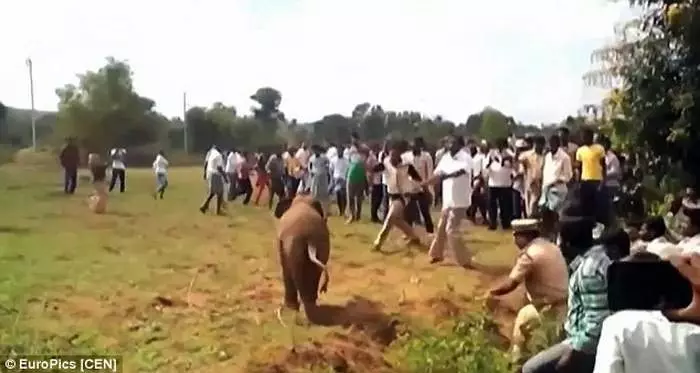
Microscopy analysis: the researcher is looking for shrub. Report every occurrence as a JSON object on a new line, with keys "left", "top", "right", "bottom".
{"left": 521, "top": 311, "right": 564, "bottom": 365}
{"left": 12, "top": 147, "right": 56, "bottom": 166}
{"left": 395, "top": 311, "right": 512, "bottom": 373}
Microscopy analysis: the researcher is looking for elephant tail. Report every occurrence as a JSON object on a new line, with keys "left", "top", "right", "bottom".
{"left": 307, "top": 245, "right": 329, "bottom": 294}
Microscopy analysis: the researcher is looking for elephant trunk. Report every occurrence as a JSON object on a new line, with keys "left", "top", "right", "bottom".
{"left": 307, "top": 245, "right": 329, "bottom": 294}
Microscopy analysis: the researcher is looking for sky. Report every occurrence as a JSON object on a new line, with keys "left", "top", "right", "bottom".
{"left": 0, "top": 0, "right": 634, "bottom": 125}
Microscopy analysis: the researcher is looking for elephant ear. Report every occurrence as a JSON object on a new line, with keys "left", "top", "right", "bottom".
{"left": 274, "top": 198, "right": 293, "bottom": 219}
{"left": 310, "top": 200, "right": 325, "bottom": 218}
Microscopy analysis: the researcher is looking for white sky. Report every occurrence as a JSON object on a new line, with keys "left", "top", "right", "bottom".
{"left": 0, "top": 0, "right": 632, "bottom": 124}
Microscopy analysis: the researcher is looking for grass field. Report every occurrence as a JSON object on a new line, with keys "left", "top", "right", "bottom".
{"left": 0, "top": 166, "right": 524, "bottom": 373}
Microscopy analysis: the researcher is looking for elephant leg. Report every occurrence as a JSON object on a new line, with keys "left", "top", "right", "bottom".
{"left": 295, "top": 254, "right": 321, "bottom": 321}
{"left": 279, "top": 240, "right": 300, "bottom": 311}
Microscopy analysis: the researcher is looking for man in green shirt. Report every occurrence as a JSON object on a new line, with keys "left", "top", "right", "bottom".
{"left": 346, "top": 148, "right": 367, "bottom": 223}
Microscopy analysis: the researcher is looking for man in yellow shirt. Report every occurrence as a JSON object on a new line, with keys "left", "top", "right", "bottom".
{"left": 575, "top": 128, "right": 606, "bottom": 222}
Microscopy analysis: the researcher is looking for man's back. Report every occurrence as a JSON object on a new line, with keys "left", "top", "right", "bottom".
{"left": 594, "top": 310, "right": 700, "bottom": 373}
{"left": 515, "top": 238, "right": 569, "bottom": 304}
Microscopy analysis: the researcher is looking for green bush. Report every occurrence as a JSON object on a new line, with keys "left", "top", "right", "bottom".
{"left": 395, "top": 311, "right": 512, "bottom": 373}
{"left": 521, "top": 312, "right": 564, "bottom": 365}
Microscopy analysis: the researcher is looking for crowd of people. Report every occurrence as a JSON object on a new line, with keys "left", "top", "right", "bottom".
{"left": 58, "top": 126, "right": 700, "bottom": 372}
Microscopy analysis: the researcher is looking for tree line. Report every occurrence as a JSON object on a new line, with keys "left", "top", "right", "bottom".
{"left": 0, "top": 0, "right": 697, "bottom": 191}
{"left": 0, "top": 56, "right": 586, "bottom": 158}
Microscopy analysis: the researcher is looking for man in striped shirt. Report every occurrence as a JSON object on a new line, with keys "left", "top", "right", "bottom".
{"left": 523, "top": 205, "right": 611, "bottom": 373}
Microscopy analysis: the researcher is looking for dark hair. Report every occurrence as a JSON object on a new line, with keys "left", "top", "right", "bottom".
{"left": 686, "top": 208, "right": 700, "bottom": 228}
{"left": 451, "top": 134, "right": 465, "bottom": 148}
{"left": 413, "top": 137, "right": 425, "bottom": 147}
{"left": 534, "top": 135, "right": 546, "bottom": 146}
{"left": 644, "top": 216, "right": 667, "bottom": 237}
{"left": 390, "top": 139, "right": 410, "bottom": 153}
{"left": 598, "top": 135, "right": 611, "bottom": 149}
{"left": 558, "top": 127, "right": 570, "bottom": 135}
{"left": 496, "top": 138, "right": 508, "bottom": 149}
{"left": 599, "top": 226, "right": 631, "bottom": 260}
{"left": 517, "top": 230, "right": 540, "bottom": 241}
{"left": 548, "top": 134, "right": 561, "bottom": 146}
{"left": 581, "top": 127, "right": 595, "bottom": 141}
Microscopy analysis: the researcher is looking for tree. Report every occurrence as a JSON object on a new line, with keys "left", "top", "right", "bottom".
{"left": 54, "top": 57, "right": 167, "bottom": 151}
{"left": 185, "top": 106, "right": 218, "bottom": 152}
{"left": 0, "top": 102, "right": 6, "bottom": 143}
{"left": 479, "top": 107, "right": 510, "bottom": 142}
{"left": 587, "top": 0, "right": 700, "bottom": 186}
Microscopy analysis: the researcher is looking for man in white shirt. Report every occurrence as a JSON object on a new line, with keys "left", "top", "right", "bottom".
{"left": 467, "top": 142, "right": 488, "bottom": 223}
{"left": 593, "top": 252, "right": 700, "bottom": 373}
{"left": 344, "top": 132, "right": 362, "bottom": 163}
{"left": 539, "top": 135, "right": 573, "bottom": 240}
{"left": 152, "top": 150, "right": 169, "bottom": 200}
{"left": 326, "top": 143, "right": 339, "bottom": 163}
{"left": 295, "top": 143, "right": 310, "bottom": 191}
{"left": 421, "top": 134, "right": 474, "bottom": 269}
{"left": 485, "top": 139, "right": 514, "bottom": 230}
{"left": 200, "top": 145, "right": 227, "bottom": 215}
{"left": 295, "top": 143, "right": 310, "bottom": 168}
{"left": 109, "top": 147, "right": 127, "bottom": 193}
{"left": 630, "top": 216, "right": 679, "bottom": 258}
{"left": 402, "top": 137, "right": 435, "bottom": 234}
{"left": 330, "top": 150, "right": 350, "bottom": 216}
{"left": 225, "top": 149, "right": 240, "bottom": 201}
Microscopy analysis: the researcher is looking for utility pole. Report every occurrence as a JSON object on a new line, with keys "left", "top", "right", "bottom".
{"left": 26, "top": 58, "right": 36, "bottom": 150}
{"left": 183, "top": 92, "right": 188, "bottom": 154}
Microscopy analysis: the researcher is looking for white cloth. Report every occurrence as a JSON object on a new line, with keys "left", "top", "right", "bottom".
{"left": 383, "top": 158, "right": 415, "bottom": 195}
{"left": 435, "top": 148, "right": 447, "bottom": 166}
{"left": 605, "top": 151, "right": 622, "bottom": 187}
{"left": 344, "top": 145, "right": 363, "bottom": 163}
{"left": 542, "top": 148, "right": 573, "bottom": 188}
{"left": 633, "top": 236, "right": 681, "bottom": 259}
{"left": 677, "top": 234, "right": 700, "bottom": 255}
{"left": 379, "top": 150, "right": 389, "bottom": 186}
{"left": 594, "top": 310, "right": 700, "bottom": 373}
{"left": 435, "top": 150, "right": 472, "bottom": 209}
{"left": 110, "top": 148, "right": 127, "bottom": 169}
{"left": 205, "top": 149, "right": 224, "bottom": 177}
{"left": 295, "top": 148, "right": 310, "bottom": 167}
{"left": 326, "top": 146, "right": 338, "bottom": 162}
{"left": 225, "top": 152, "right": 239, "bottom": 173}
{"left": 472, "top": 152, "right": 486, "bottom": 178}
{"left": 330, "top": 156, "right": 349, "bottom": 180}
{"left": 401, "top": 151, "right": 434, "bottom": 182}
{"left": 205, "top": 146, "right": 215, "bottom": 161}
{"left": 152, "top": 154, "right": 168, "bottom": 174}
{"left": 486, "top": 150, "right": 513, "bottom": 187}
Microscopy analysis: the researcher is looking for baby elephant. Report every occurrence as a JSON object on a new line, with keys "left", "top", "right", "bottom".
{"left": 274, "top": 195, "right": 330, "bottom": 320}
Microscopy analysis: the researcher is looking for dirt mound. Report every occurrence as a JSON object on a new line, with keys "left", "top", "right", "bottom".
{"left": 308, "top": 297, "right": 399, "bottom": 346}
{"left": 399, "top": 293, "right": 466, "bottom": 322}
{"left": 249, "top": 297, "right": 399, "bottom": 373}
{"left": 248, "top": 331, "right": 393, "bottom": 373}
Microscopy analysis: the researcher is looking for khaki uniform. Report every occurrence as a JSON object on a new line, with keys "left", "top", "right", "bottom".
{"left": 507, "top": 232, "right": 569, "bottom": 358}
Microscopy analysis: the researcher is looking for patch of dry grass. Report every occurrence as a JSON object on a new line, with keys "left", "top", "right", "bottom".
{"left": 0, "top": 166, "right": 522, "bottom": 372}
